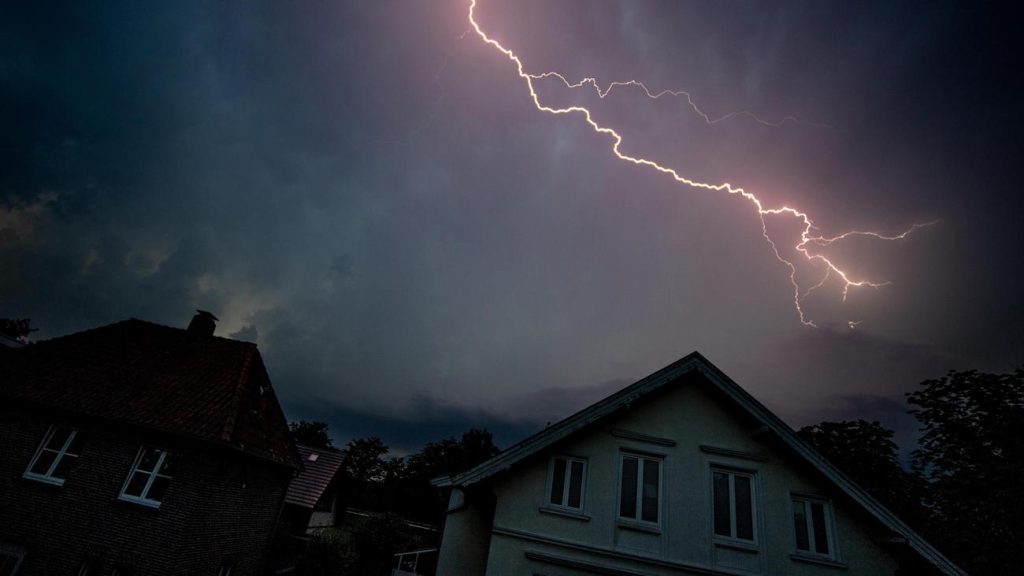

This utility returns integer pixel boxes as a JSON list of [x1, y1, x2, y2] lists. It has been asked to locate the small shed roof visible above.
[[285, 444, 346, 508]]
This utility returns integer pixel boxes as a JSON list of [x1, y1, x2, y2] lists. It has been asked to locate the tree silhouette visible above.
[[797, 419, 927, 529], [289, 420, 334, 450], [908, 368, 1024, 575]]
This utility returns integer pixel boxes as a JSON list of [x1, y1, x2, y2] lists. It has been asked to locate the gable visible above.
[[438, 352, 966, 576]]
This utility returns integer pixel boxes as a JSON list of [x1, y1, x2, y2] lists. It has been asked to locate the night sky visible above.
[[3, 0, 1023, 453]]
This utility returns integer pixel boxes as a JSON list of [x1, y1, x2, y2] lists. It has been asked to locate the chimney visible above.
[[187, 310, 218, 336]]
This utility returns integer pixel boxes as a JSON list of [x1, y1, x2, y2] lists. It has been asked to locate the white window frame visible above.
[[617, 452, 663, 527], [791, 495, 838, 560], [118, 446, 173, 508], [711, 467, 758, 544], [544, 456, 588, 512], [23, 425, 82, 486]]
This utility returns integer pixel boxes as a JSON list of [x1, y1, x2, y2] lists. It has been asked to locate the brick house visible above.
[[0, 314, 302, 575]]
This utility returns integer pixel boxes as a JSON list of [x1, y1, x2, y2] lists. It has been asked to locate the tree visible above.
[[404, 428, 499, 481], [797, 420, 927, 527], [398, 428, 499, 523], [907, 368, 1024, 575], [343, 437, 392, 484], [294, 514, 420, 576], [290, 420, 334, 450], [0, 318, 34, 342]]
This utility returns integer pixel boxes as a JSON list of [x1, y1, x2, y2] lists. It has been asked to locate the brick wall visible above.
[[0, 405, 293, 575]]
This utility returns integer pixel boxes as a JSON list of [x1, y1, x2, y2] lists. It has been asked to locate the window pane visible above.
[[550, 459, 566, 505], [146, 475, 171, 502], [124, 471, 150, 497], [30, 450, 58, 475], [51, 453, 78, 479], [137, 449, 160, 472], [713, 472, 731, 536], [67, 432, 86, 456], [46, 428, 72, 451], [793, 500, 810, 551], [735, 475, 753, 540], [811, 502, 830, 555], [567, 461, 584, 509], [620, 457, 638, 519], [641, 459, 659, 523]]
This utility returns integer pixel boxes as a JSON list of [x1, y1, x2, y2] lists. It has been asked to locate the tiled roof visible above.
[[285, 444, 345, 508], [0, 319, 301, 469]]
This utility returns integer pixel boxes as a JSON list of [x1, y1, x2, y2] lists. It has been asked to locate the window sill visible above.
[[713, 538, 759, 553], [539, 506, 590, 521], [791, 553, 846, 569], [616, 519, 661, 535], [117, 494, 162, 510], [21, 472, 65, 487]]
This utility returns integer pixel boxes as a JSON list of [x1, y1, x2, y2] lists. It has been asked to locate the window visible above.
[[0, 542, 25, 576], [546, 456, 586, 511], [618, 453, 661, 525], [712, 468, 757, 542], [23, 426, 84, 486], [119, 446, 175, 507], [792, 496, 836, 558]]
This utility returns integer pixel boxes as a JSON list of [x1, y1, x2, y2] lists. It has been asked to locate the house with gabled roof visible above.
[[0, 312, 302, 576], [432, 352, 966, 576]]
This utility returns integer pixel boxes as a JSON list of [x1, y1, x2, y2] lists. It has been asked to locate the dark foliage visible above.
[[908, 368, 1024, 575], [337, 429, 499, 525], [294, 513, 420, 576], [290, 420, 334, 450], [343, 437, 391, 484], [797, 420, 928, 529], [0, 318, 34, 340]]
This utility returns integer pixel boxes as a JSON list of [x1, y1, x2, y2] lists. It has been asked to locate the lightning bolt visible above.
[[467, 0, 932, 327], [528, 72, 832, 129]]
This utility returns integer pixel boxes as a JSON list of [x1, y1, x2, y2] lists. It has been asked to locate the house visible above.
[[433, 352, 966, 576], [0, 313, 302, 575], [282, 444, 347, 534]]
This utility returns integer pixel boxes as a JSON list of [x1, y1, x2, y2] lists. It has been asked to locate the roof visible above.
[[0, 318, 301, 469], [285, 444, 346, 508], [435, 351, 967, 576]]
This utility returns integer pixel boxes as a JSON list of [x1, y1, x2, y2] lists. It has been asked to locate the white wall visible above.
[[480, 381, 901, 575]]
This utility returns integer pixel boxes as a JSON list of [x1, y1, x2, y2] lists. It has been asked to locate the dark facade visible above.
[[0, 318, 302, 575]]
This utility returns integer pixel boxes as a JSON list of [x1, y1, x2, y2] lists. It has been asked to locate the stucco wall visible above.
[[478, 380, 901, 575], [436, 488, 494, 576]]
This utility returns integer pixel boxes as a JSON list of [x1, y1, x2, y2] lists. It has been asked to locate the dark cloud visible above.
[[3, 1, 1022, 451]]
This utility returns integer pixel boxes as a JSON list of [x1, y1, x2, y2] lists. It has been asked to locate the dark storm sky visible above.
[[3, 0, 1022, 452]]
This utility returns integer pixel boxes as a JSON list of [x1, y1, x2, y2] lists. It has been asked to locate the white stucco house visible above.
[[432, 352, 966, 576]]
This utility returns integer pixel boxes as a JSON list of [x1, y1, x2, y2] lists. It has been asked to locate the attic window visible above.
[[307, 453, 320, 462], [24, 425, 84, 486], [546, 456, 586, 512], [119, 446, 175, 508], [792, 496, 837, 560]]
